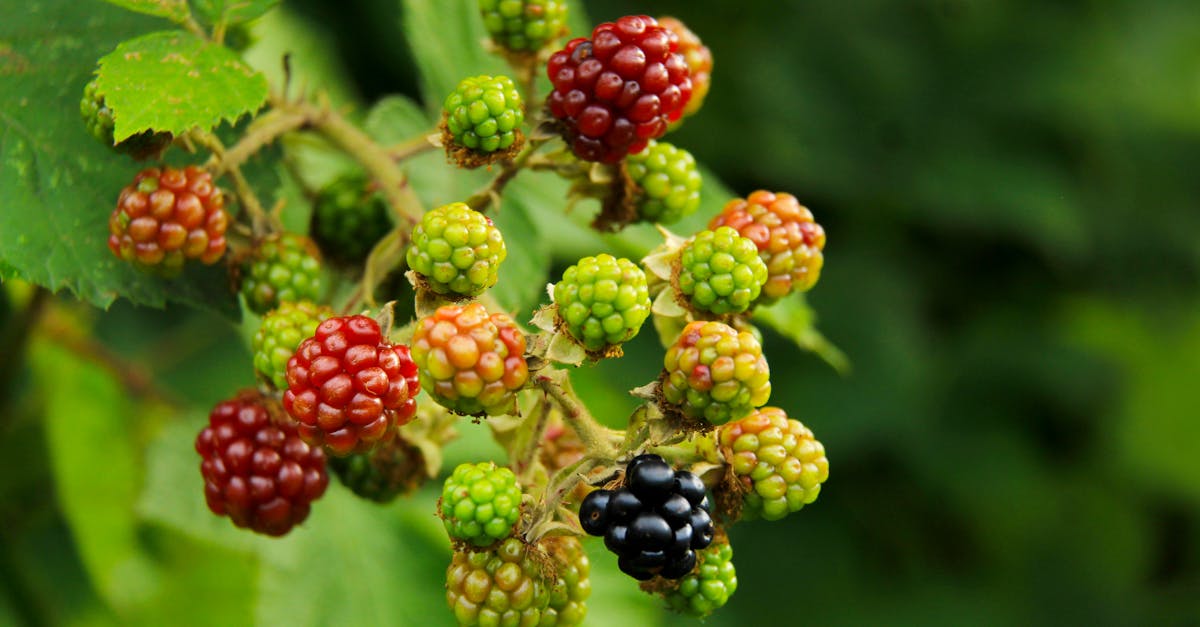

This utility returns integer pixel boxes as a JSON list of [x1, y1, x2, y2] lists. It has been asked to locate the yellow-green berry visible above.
[[625, 140, 702, 225], [553, 254, 651, 352], [676, 226, 769, 315], [719, 407, 829, 521], [240, 234, 325, 315], [440, 461, 523, 546], [445, 537, 552, 626], [662, 321, 770, 425], [664, 539, 737, 617], [407, 203, 507, 297]]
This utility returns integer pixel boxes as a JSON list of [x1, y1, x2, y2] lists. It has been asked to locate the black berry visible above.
[[580, 489, 612, 535]]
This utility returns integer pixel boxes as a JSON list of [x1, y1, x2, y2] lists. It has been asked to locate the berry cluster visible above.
[[407, 203, 507, 297], [552, 253, 651, 352], [709, 190, 826, 302], [411, 303, 528, 416], [440, 461, 523, 547], [195, 391, 329, 536], [662, 320, 771, 425], [108, 166, 228, 274], [579, 454, 714, 580], [624, 140, 702, 225], [720, 407, 829, 520], [663, 538, 737, 617], [310, 173, 393, 267], [283, 315, 420, 456], [547, 15, 693, 163], [329, 436, 427, 502], [240, 234, 325, 315], [544, 536, 591, 625], [675, 226, 769, 315]]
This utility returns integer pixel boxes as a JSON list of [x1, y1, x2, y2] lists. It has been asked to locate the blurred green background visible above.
[[3, 0, 1200, 625]]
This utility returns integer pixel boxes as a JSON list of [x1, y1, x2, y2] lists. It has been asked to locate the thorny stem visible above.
[[512, 398, 554, 482], [214, 108, 311, 176], [535, 370, 620, 460], [387, 133, 438, 162], [190, 129, 272, 236]]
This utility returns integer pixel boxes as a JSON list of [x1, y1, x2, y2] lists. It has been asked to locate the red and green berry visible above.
[[253, 300, 333, 390], [108, 166, 228, 274], [662, 320, 771, 425], [709, 190, 826, 302], [719, 407, 829, 521], [411, 303, 528, 416]]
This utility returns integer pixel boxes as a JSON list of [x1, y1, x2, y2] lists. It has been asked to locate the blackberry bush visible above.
[[17, 3, 843, 625]]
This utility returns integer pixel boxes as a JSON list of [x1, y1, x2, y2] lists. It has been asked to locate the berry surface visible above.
[[664, 538, 737, 617], [675, 226, 769, 315], [253, 300, 333, 390], [407, 203, 507, 297], [657, 18, 711, 120], [329, 436, 428, 502], [544, 536, 591, 626], [720, 407, 829, 521], [195, 391, 328, 536], [579, 454, 713, 581], [440, 461, 523, 546], [411, 303, 528, 416], [661, 320, 771, 425], [310, 173, 393, 267], [708, 190, 826, 302], [478, 0, 567, 52], [108, 166, 228, 274], [624, 140, 702, 225], [240, 234, 324, 315], [553, 253, 651, 352], [443, 75, 524, 154], [80, 79, 172, 159], [445, 537, 551, 626], [547, 15, 694, 162], [282, 315, 419, 456]]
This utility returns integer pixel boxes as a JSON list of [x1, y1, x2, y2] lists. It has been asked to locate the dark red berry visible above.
[[195, 390, 328, 536], [547, 15, 693, 163], [282, 315, 419, 456]]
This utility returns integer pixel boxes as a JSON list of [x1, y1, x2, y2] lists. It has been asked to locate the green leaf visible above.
[[95, 30, 267, 141], [101, 0, 189, 21], [191, 0, 279, 26], [754, 296, 851, 375], [0, 0, 240, 316]]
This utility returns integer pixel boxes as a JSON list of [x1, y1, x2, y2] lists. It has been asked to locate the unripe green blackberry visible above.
[[329, 434, 429, 503], [253, 300, 333, 390], [662, 321, 770, 425], [440, 461, 523, 546], [676, 226, 768, 315], [411, 303, 528, 416], [240, 234, 324, 315], [310, 173, 393, 267], [624, 141, 702, 225], [478, 0, 568, 52], [719, 407, 828, 521], [443, 75, 524, 155], [709, 190, 826, 302], [552, 254, 651, 352], [664, 539, 737, 617], [445, 537, 551, 626], [544, 536, 591, 626], [80, 78, 172, 159], [407, 203, 507, 298]]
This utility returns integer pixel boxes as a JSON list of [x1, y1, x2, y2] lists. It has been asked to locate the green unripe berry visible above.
[[552, 254, 651, 352], [444, 75, 524, 154], [664, 541, 737, 617], [478, 0, 568, 52], [240, 234, 325, 315], [676, 226, 768, 315], [625, 140, 702, 224], [440, 461, 523, 546], [311, 173, 393, 267], [407, 203, 506, 297], [252, 300, 333, 389]]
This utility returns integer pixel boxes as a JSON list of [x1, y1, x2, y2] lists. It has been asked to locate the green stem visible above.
[[191, 129, 272, 236], [465, 135, 551, 212], [388, 133, 438, 162], [214, 108, 310, 176], [534, 370, 620, 460]]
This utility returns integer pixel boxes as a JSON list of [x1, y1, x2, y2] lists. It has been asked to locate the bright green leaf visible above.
[[191, 0, 279, 26], [95, 30, 267, 141], [0, 1, 240, 316], [101, 0, 189, 21]]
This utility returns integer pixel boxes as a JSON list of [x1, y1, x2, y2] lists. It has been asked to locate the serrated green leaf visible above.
[[95, 30, 267, 141], [0, 1, 240, 316], [101, 0, 189, 21], [191, 0, 279, 27]]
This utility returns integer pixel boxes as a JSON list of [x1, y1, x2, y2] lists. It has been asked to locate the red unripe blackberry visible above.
[[283, 315, 419, 456], [708, 191, 826, 302], [658, 18, 711, 120], [411, 303, 528, 416], [547, 15, 693, 163], [195, 390, 328, 536], [108, 166, 228, 274]]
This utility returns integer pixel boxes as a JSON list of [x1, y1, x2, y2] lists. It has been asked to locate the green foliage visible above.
[[94, 30, 267, 141], [99, 0, 189, 22], [192, 0, 280, 26]]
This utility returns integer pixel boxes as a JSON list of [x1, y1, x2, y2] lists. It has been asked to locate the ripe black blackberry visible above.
[[578, 454, 713, 580]]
